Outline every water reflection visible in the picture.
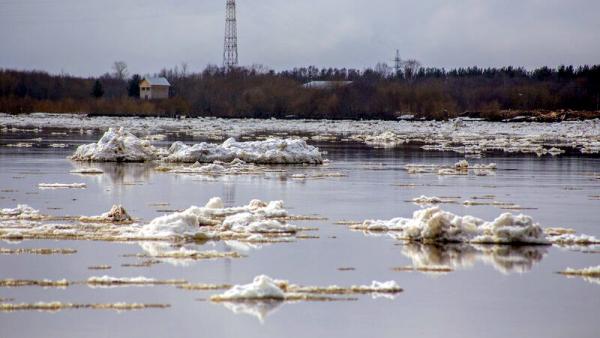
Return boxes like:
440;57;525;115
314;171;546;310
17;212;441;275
399;243;548;274
70;162;155;186
220;300;283;324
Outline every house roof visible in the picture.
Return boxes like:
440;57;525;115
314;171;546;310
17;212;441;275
143;77;171;86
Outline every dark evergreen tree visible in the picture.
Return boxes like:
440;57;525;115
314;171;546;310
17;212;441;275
91;80;104;98
128;74;141;98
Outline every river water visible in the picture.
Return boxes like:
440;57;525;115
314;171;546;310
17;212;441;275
0;126;599;338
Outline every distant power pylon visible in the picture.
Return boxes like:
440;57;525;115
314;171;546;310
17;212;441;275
393;49;402;75
223;0;239;68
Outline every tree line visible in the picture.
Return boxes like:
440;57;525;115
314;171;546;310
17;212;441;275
0;63;599;120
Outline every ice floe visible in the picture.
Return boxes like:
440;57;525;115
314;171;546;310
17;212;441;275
354;207;549;244
411;196;458;205
404;161;497;177
211;275;286;301
0;205;40;220
352;207;600;248
155;159;265;176
70;127;323;165
0;198;313;244
86;276;186;287
70;127;164;162
131;198;295;241
164;138;323;164
79;205;133;223
38;183;86;189
69;168;104;174
210;275;402;302
0;302;170;312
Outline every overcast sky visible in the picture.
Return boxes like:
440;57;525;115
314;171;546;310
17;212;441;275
1;0;599;76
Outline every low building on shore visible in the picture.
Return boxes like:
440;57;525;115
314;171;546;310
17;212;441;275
302;81;353;89
139;77;170;100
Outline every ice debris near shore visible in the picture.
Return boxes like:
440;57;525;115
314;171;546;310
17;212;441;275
71;127;164;162
3;113;600;156
210;275;401;302
71;128;323;164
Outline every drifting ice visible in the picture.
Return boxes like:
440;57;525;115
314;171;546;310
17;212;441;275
355;207;549;244
164;138;323;164
70;127;164;162
133;198;294;240
71;128;323;164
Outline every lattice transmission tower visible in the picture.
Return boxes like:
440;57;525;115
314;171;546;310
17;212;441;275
393;49;402;75
223;0;239;68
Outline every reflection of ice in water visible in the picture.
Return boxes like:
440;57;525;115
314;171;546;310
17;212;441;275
138;241;218;267
70;162;155;186
224;240;263;252
400;243;547;274
221;300;283;323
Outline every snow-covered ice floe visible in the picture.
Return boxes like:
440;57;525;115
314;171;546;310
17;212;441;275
164;138;323;164
0;205;40;220
210;275;402;302
0;198;309;244
127;197;296;241
71;128;323;164
71;127;165;162
352;207;599;246
354;207;549;244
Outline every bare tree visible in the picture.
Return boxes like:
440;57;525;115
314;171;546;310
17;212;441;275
402;59;421;80
112;61;128;80
375;62;392;78
180;62;189;76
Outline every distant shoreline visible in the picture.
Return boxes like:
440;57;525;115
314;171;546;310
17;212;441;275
2;110;599;123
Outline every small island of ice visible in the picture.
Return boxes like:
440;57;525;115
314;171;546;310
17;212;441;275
71;128;324;164
70;127;164;162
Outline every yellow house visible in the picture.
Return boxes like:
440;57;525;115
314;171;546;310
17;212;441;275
139;77;170;100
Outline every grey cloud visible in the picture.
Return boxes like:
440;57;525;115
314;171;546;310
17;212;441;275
0;0;598;76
